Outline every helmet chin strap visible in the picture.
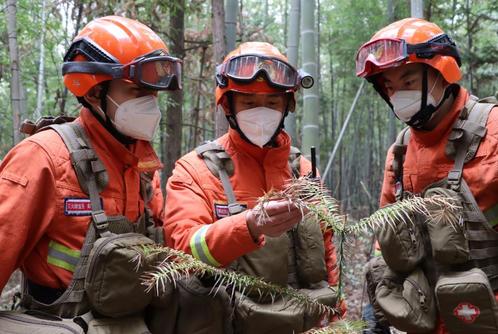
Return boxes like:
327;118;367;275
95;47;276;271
370;68;457;130
406;68;455;129
225;93;289;147
87;82;136;145
225;93;254;145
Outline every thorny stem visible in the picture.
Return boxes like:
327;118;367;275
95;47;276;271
134;178;460;333
137;245;338;316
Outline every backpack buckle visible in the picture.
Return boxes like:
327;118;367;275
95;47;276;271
228;203;246;215
92;210;109;230
447;170;462;189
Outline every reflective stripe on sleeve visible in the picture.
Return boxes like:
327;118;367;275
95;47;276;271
47;240;81;272
189;225;221;267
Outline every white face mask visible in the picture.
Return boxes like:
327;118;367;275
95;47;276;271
235;107;283;147
107;95;161;141
390;74;442;122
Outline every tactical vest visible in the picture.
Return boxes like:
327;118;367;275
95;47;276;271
391;96;498;290
18;118;162;319
194;141;337;333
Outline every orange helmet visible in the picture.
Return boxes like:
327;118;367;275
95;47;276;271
355;18;461;83
63;16;181;97
215;42;312;114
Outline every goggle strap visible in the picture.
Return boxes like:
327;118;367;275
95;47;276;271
407;34;462;66
64;38;119;64
62;62;124;78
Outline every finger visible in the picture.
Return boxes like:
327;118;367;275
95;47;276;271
264;214;302;233
267;207;304;222
264;220;298;237
263;200;300;215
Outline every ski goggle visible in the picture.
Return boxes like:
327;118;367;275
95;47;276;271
355;34;461;78
63;38;182;90
216;54;313;89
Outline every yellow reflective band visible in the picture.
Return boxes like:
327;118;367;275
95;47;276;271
47;241;81;272
47;256;76;272
189;225;221;267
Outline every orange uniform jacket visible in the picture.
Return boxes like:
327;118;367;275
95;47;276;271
0;108;163;292
380;87;498;334
164;128;339;286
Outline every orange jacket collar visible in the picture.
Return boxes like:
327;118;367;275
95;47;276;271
79;108;162;172
411;87;468;147
227;128;291;169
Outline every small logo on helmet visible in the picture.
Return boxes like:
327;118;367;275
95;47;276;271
453;302;480;324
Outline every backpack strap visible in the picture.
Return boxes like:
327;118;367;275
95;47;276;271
288;146;302;178
391;126;410;201
22;122;108;317
49;123;110;234
139;171;164;244
23;121;160;316
196;141;245;216
446;96;496;190
196;142;305;217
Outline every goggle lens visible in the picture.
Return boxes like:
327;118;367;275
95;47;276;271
225;55;298;88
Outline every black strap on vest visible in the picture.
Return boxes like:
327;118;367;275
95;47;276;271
391;96;498;288
196;141;303;217
196;141;246;215
391;96;494;196
21;122;156;317
392;127;410;201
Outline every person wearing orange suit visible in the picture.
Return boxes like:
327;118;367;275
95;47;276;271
164;42;342;332
0;16;180;308
356;18;498;334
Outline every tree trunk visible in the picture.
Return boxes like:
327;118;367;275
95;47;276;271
5;0;26;144
191;46;207;149
35;0;47;119
163;0;185;185
264;0;269;27
387;0;397;145
465;0;474;93
300;0;319;161
410;0;424;18
284;0;288;46
212;0;228;138
284;0;300;145
225;0;238;51
59;2;83;115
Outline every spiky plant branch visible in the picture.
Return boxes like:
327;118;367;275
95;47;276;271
336;230;346;302
254;178;461;308
344;194;461;235
304;320;365;334
256;178;461;236
256;178;344;232
135;245;338;316
134;179;461;330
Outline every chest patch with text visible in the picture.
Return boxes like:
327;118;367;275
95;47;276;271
214;201;247;219
64;198;102;216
